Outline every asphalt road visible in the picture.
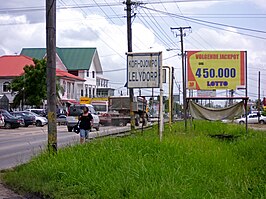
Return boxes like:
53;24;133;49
0;125;130;170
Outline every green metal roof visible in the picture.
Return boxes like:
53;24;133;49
20;48;46;60
20;47;97;70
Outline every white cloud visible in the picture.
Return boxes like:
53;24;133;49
0;2;265;98
0;14;45;55
249;0;266;9
56;9;163;93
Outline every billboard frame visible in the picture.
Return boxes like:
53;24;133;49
184;50;248;133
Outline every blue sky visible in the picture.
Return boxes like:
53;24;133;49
0;0;265;101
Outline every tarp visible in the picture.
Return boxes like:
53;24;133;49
188;100;244;121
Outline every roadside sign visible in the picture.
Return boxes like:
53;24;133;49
186;51;246;90
80;97;90;104
197;90;216;97
127;52;162;88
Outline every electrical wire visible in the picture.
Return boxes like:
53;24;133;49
136;10;172;48
0;0;229;13
139;5;266;40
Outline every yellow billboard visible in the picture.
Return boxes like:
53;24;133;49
187;51;246;90
80;97;108;104
80;97;90;104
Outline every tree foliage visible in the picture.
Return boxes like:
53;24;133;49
10;58;62;108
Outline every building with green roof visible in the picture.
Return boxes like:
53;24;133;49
21;47;114;102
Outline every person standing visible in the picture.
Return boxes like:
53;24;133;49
79;106;93;144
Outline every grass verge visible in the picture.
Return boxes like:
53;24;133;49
2;121;266;198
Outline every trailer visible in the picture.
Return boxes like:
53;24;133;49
108;96;148;126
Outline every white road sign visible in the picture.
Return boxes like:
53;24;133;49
127;52;162;88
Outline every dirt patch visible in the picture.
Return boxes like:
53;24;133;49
248;124;266;131
0;181;24;199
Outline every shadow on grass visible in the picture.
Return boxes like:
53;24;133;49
208;134;240;141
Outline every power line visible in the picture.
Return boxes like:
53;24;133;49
140;5;266;40
173;1;215;49
136;10;171;48
145;0;181;49
60;0;126;61
0;0;228;13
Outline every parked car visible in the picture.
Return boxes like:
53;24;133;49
11;112;36;127
11;115;25;127
25;109;47;117
234;113;266;124
66;104;100;132
0;109;21;129
57;114;67;125
0;113;5;127
19;111;48;127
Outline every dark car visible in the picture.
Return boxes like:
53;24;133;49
0;109;21;129
11;112;36;127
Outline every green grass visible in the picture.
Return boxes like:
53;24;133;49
2;121;266;198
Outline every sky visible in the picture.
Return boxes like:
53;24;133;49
0;0;265;102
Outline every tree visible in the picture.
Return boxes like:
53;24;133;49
10;59;62;108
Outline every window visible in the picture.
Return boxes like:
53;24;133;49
3;82;10;92
63;81;66;96
85;85;88;97
87;70;89;77
72;83;74;98
89;88;91;97
81;89;83;97
67;82;71;98
92;71;95;78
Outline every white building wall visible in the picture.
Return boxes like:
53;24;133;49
78;60;97;98
0;78;13;103
59;79;76;100
55;54;67;71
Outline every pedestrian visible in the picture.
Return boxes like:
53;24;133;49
79;106;93;144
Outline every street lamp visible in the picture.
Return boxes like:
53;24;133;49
166;48;180;52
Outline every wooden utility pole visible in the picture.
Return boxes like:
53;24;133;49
126;0;135;130
171;67;174;122
168;67;172;126
170;26;191;130
46;0;57;152
258;71;261;123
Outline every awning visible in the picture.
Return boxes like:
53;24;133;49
60;99;79;105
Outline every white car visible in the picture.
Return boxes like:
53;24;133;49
21;111;48;127
235;113;266;124
25;109;47;117
66;104;100;132
0;114;4;127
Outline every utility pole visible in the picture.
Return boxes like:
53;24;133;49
178;84;181;114
46;0;57;152
171;67;174;122
169;67;172;126
258;71;261;123
170;26;191;130
229;89;234;105
126;0;135;130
